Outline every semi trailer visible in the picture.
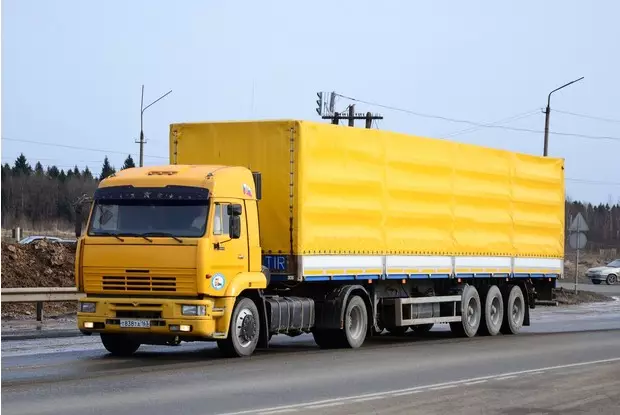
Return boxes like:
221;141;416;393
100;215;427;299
76;120;564;357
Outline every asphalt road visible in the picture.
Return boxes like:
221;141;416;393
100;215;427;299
557;281;620;295
2;299;620;415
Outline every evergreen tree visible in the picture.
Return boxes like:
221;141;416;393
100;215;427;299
58;169;67;182
13;153;32;176
100;156;116;180
122;155;136;170
73;166;81;178
47;165;60;179
35;162;45;175
82;166;94;180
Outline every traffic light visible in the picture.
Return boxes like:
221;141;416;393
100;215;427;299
316;92;323;116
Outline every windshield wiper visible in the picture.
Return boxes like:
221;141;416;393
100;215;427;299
140;232;183;243
94;231;125;242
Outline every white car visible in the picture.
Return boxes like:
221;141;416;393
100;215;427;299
586;259;620;285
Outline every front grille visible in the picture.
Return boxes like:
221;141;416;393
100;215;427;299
115;310;162;319
102;275;176;292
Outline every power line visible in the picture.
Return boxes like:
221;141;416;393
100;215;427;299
554;109;620;124
441;109;540;138
565;178;620;186
1;137;167;159
334;93;620;142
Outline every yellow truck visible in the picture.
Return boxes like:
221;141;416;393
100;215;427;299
76;120;565;357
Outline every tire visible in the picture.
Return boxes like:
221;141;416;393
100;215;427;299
450;285;481;338
479;285;504;336
341;295;368;348
500;285;525;335
606;274;617;285
100;334;141;356
592;280;601;285
217;297;260;357
411;324;434;335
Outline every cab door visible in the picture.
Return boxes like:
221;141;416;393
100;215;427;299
209;199;249;292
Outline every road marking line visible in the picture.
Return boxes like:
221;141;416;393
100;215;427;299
430;384;457;391
392;390;422;397
464;380;488;386
305;402;344;409
496;375;518;381
353;396;384;403
259;409;298;415
528;371;545;376
217;357;620;415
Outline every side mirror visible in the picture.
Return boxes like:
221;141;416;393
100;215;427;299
228;203;242;239
75;206;83;238
229;216;241;239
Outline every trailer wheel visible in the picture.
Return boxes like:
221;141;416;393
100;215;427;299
450;285;481;338
479;285;504;336
500;285;525;335
217;296;260;357
101;334;141;357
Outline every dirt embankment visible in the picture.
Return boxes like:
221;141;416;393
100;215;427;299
1;240;77;319
553;287;611;305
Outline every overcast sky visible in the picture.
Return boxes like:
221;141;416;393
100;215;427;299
2;0;619;203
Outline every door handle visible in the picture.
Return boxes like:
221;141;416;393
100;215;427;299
238;254;245;259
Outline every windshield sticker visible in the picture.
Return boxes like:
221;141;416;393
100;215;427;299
212;273;226;290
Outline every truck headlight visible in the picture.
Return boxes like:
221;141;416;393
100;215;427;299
181;305;206;316
80;302;96;313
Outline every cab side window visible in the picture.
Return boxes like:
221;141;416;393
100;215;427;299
212;203;230;235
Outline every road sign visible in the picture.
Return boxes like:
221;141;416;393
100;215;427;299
569;232;587;250
568;212;589;232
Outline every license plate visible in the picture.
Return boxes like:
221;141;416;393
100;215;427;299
119;319;151;328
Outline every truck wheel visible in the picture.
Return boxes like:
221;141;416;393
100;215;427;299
500;285;525;335
450;285;481;338
411;324;434;335
217;297;260;357
343;295;368;348
606;274;617;285
479;285;504;336
100;334;141;356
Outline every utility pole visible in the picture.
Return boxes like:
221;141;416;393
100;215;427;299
543;77;584;156
348;105;355;127
138;85;172;167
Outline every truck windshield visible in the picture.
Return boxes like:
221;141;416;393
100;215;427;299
88;200;209;238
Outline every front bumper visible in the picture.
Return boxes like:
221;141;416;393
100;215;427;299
77;296;234;340
587;274;606;282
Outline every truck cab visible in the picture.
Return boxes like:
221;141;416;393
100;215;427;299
76;164;268;357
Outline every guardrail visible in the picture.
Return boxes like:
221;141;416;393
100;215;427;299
1;287;84;321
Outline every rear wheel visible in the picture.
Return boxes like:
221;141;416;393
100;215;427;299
341;295;368;348
450;285;481;338
479;285;504;336
101;333;141;356
606;274;617;285
501;285;525;335
592;280;601;285
217;297;260;357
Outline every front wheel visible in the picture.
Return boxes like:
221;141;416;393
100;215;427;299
101;333;141;356
592;279;601;285
217;297;260;357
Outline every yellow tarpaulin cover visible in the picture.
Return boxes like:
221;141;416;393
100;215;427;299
170;120;564;258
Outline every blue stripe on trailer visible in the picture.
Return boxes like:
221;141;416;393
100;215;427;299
494;273;510;278
304;275;331;282
513;273;530;278
332;275;355;281
409;273;430;279
357;274;381;280
386;274;408;280
474;273;492;278
456;273;475;278
430;273;451;279
545;273;559;278
529;273;545;278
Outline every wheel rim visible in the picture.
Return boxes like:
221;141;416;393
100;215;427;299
348;304;364;340
610;275;617;284
511;296;524;325
466;297;479;327
236;308;257;348
490;295;501;326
